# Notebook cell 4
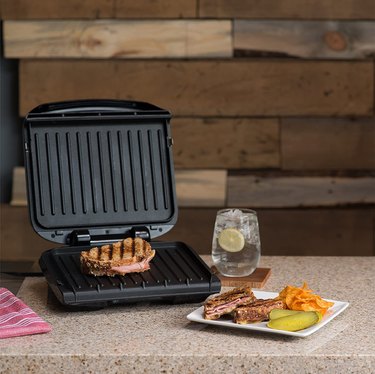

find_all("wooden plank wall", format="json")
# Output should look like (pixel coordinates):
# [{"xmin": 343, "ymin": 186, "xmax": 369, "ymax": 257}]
[{"xmin": 1, "ymin": 0, "xmax": 374, "ymax": 257}]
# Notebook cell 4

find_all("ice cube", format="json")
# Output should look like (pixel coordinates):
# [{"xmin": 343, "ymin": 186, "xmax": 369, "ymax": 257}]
[{"xmin": 221, "ymin": 209, "xmax": 244, "ymax": 219}]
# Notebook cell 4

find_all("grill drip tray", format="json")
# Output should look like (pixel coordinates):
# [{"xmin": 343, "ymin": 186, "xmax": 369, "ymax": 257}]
[{"xmin": 40, "ymin": 241, "xmax": 221, "ymax": 308}]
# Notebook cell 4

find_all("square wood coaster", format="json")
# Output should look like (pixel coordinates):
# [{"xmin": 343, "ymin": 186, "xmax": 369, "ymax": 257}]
[{"xmin": 211, "ymin": 266, "xmax": 271, "ymax": 288}]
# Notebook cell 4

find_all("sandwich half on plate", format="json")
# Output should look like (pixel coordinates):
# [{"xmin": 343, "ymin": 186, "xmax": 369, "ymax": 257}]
[
  {"xmin": 233, "ymin": 299, "xmax": 285, "ymax": 324},
  {"xmin": 204, "ymin": 287, "xmax": 256, "ymax": 320}
]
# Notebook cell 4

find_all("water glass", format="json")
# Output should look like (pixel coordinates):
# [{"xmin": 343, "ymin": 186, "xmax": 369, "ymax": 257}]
[{"xmin": 212, "ymin": 208, "xmax": 261, "ymax": 277}]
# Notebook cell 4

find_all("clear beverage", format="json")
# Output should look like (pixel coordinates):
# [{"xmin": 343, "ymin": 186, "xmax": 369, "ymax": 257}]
[{"xmin": 212, "ymin": 209, "xmax": 261, "ymax": 277}]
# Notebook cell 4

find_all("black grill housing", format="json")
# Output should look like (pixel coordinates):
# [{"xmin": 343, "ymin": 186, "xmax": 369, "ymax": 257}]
[{"xmin": 24, "ymin": 100, "xmax": 221, "ymax": 308}]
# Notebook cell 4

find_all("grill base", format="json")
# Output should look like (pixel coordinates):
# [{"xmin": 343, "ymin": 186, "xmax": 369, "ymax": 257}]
[{"xmin": 40, "ymin": 241, "xmax": 221, "ymax": 308}]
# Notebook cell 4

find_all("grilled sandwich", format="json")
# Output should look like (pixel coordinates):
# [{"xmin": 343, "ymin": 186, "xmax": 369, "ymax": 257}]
[
  {"xmin": 233, "ymin": 299, "xmax": 286, "ymax": 324},
  {"xmin": 80, "ymin": 237, "xmax": 155, "ymax": 277},
  {"xmin": 204, "ymin": 286, "xmax": 256, "ymax": 320}
]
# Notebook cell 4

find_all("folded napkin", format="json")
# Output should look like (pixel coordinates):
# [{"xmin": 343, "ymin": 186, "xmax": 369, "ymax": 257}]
[{"xmin": 0, "ymin": 287, "xmax": 52, "ymax": 339}]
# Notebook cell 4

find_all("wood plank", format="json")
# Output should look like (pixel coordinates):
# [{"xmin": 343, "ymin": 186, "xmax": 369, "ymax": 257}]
[
  {"xmin": 4, "ymin": 20, "xmax": 231, "ymax": 58},
  {"xmin": 227, "ymin": 174, "xmax": 375, "ymax": 208},
  {"xmin": 281, "ymin": 118, "xmax": 375, "ymax": 170},
  {"xmin": 1, "ymin": 0, "xmax": 114, "ymax": 19},
  {"xmin": 1, "ymin": 0, "xmax": 196, "ymax": 19},
  {"xmin": 162, "ymin": 208, "xmax": 375, "ymax": 256},
  {"xmin": 10, "ymin": 167, "xmax": 27, "ymax": 206},
  {"xmin": 10, "ymin": 167, "xmax": 227, "ymax": 208},
  {"xmin": 172, "ymin": 118, "xmax": 279, "ymax": 169},
  {"xmin": 1, "ymin": 205, "xmax": 373, "ymax": 260},
  {"xmin": 258, "ymin": 208, "xmax": 374, "ymax": 256},
  {"xmin": 199, "ymin": 0, "xmax": 375, "ymax": 20},
  {"xmin": 19, "ymin": 60, "xmax": 374, "ymax": 117},
  {"xmin": 114, "ymin": 0, "xmax": 196, "ymax": 18},
  {"xmin": 234, "ymin": 20, "xmax": 375, "ymax": 59},
  {"xmin": 0, "ymin": 204, "xmax": 54, "ymax": 261},
  {"xmin": 175, "ymin": 170, "xmax": 227, "ymax": 207},
  {"xmin": 9, "ymin": 168, "xmax": 27, "ymax": 206}
]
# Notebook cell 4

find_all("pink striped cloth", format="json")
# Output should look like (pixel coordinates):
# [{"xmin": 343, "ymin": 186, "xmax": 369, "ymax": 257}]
[{"xmin": 0, "ymin": 287, "xmax": 52, "ymax": 339}]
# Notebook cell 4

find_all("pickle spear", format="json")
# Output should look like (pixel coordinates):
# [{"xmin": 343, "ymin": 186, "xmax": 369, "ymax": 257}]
[
  {"xmin": 267, "ymin": 311, "xmax": 322, "ymax": 331},
  {"xmin": 269, "ymin": 309, "xmax": 303, "ymax": 320}
]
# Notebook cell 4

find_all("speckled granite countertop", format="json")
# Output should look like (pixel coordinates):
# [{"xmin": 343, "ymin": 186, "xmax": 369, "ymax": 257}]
[{"xmin": 1, "ymin": 256, "xmax": 374, "ymax": 373}]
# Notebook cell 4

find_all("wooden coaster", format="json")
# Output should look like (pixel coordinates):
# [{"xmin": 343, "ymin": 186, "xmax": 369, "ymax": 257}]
[{"xmin": 211, "ymin": 266, "xmax": 271, "ymax": 288}]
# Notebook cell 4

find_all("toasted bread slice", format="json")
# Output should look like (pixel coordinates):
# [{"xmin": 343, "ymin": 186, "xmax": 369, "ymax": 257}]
[
  {"xmin": 80, "ymin": 237, "xmax": 155, "ymax": 277},
  {"xmin": 234, "ymin": 299, "xmax": 286, "ymax": 324},
  {"xmin": 204, "ymin": 286, "xmax": 256, "ymax": 320}
]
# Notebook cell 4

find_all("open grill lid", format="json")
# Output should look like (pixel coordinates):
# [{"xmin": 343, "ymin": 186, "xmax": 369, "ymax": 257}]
[{"xmin": 23, "ymin": 100, "xmax": 177, "ymax": 245}]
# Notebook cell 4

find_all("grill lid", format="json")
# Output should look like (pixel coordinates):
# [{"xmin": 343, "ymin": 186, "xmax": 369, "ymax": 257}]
[{"xmin": 23, "ymin": 100, "xmax": 177, "ymax": 245}]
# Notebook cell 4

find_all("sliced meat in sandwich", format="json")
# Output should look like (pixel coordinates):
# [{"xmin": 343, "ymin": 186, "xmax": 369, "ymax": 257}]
[
  {"xmin": 233, "ymin": 299, "xmax": 286, "ymax": 324},
  {"xmin": 80, "ymin": 237, "xmax": 155, "ymax": 277},
  {"xmin": 204, "ymin": 286, "xmax": 256, "ymax": 320}
]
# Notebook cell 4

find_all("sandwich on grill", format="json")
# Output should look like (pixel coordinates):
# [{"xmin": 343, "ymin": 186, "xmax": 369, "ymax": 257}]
[
  {"xmin": 204, "ymin": 286, "xmax": 256, "ymax": 320},
  {"xmin": 80, "ymin": 237, "xmax": 155, "ymax": 277},
  {"xmin": 233, "ymin": 299, "xmax": 286, "ymax": 324}
]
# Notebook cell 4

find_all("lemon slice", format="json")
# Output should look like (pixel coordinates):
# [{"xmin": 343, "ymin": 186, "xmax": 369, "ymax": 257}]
[{"xmin": 218, "ymin": 228, "xmax": 245, "ymax": 252}]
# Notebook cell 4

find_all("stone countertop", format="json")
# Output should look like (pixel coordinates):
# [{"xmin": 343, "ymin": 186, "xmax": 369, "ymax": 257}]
[{"xmin": 1, "ymin": 256, "xmax": 374, "ymax": 373}]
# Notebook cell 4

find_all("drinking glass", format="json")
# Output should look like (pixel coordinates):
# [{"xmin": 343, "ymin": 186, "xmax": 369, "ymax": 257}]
[{"xmin": 212, "ymin": 208, "xmax": 261, "ymax": 277}]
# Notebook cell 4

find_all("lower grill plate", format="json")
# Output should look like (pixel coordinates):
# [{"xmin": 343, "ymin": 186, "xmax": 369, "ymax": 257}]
[{"xmin": 39, "ymin": 241, "xmax": 221, "ymax": 308}]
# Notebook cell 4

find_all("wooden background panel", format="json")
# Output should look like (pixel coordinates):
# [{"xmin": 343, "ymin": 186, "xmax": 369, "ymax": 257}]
[
  {"xmin": 0, "ymin": 204, "xmax": 54, "ymax": 261},
  {"xmin": 257, "ymin": 208, "xmax": 374, "ymax": 256},
  {"xmin": 234, "ymin": 20, "xmax": 375, "ymax": 59},
  {"xmin": 175, "ymin": 170, "xmax": 226, "ymax": 207},
  {"xmin": 281, "ymin": 118, "xmax": 375, "ymax": 170},
  {"xmin": 3, "ymin": 0, "xmax": 375, "ymax": 20},
  {"xmin": 199, "ymin": 0, "xmax": 375, "ymax": 20},
  {"xmin": 10, "ymin": 167, "xmax": 26, "ymax": 206},
  {"xmin": 2, "ymin": 205, "xmax": 372, "ymax": 260},
  {"xmin": 4, "ymin": 20, "xmax": 232, "ymax": 59},
  {"xmin": 227, "ymin": 174, "xmax": 375, "ymax": 208},
  {"xmin": 115, "ymin": 0, "xmax": 196, "ymax": 18},
  {"xmin": 19, "ymin": 60, "xmax": 374, "ymax": 117},
  {"xmin": 172, "ymin": 118, "xmax": 279, "ymax": 169},
  {"xmin": 1, "ymin": 0, "xmax": 114, "ymax": 19},
  {"xmin": 1, "ymin": 0, "xmax": 197, "ymax": 19}
]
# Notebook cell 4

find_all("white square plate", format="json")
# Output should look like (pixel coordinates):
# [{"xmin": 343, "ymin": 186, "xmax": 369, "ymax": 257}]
[{"xmin": 187, "ymin": 290, "xmax": 349, "ymax": 337}]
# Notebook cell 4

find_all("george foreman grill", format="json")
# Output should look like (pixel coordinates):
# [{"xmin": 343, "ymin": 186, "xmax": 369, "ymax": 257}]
[{"xmin": 23, "ymin": 100, "xmax": 221, "ymax": 308}]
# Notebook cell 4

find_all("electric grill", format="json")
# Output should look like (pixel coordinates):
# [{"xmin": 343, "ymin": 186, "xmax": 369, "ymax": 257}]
[{"xmin": 23, "ymin": 100, "xmax": 221, "ymax": 308}]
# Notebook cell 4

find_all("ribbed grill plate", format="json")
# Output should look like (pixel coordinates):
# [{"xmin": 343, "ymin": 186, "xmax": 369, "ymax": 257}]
[
  {"xmin": 28, "ymin": 121, "xmax": 174, "ymax": 229},
  {"xmin": 40, "ymin": 242, "xmax": 221, "ymax": 307}
]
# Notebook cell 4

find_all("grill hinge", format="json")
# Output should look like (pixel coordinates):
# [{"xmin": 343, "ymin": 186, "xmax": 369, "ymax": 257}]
[
  {"xmin": 69, "ymin": 230, "xmax": 91, "ymax": 246},
  {"xmin": 68, "ymin": 227, "xmax": 151, "ymax": 247},
  {"xmin": 129, "ymin": 226, "xmax": 150, "ymax": 241}
]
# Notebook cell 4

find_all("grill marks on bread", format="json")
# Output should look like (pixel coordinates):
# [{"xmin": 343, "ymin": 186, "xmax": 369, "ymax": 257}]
[
  {"xmin": 234, "ymin": 299, "xmax": 286, "ymax": 324},
  {"xmin": 204, "ymin": 286, "xmax": 256, "ymax": 320},
  {"xmin": 86, "ymin": 238, "xmax": 148, "ymax": 264},
  {"xmin": 80, "ymin": 237, "xmax": 155, "ymax": 276},
  {"xmin": 203, "ymin": 286, "xmax": 287, "ymax": 323}
]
